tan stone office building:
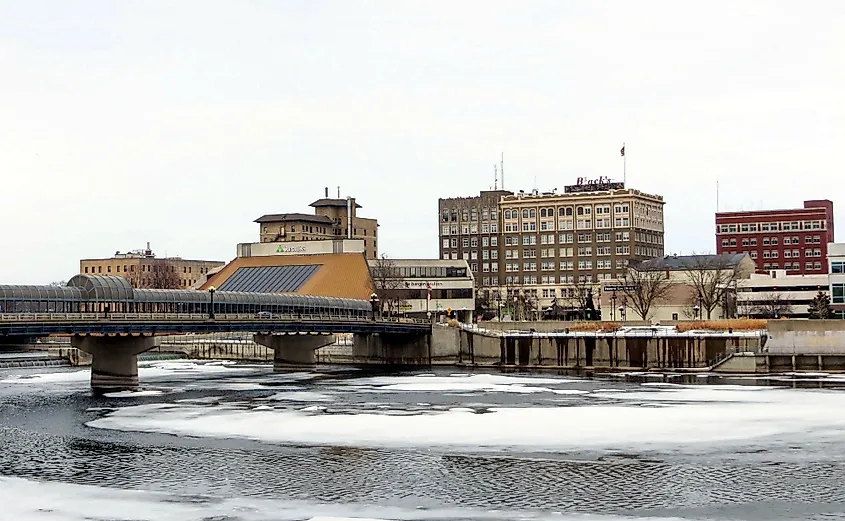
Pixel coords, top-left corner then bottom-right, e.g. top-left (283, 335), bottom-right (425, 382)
top-left (80, 243), bottom-right (225, 289)
top-left (439, 178), bottom-right (665, 310)
top-left (256, 190), bottom-right (379, 259)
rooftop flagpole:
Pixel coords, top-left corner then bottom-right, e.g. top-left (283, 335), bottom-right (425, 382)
top-left (620, 143), bottom-right (626, 185)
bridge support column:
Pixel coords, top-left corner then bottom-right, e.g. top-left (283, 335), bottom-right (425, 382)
top-left (71, 335), bottom-right (160, 394)
top-left (254, 333), bottom-right (336, 369)
top-left (352, 333), bottom-right (431, 365)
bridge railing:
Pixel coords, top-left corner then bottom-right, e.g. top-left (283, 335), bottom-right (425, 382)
top-left (0, 312), bottom-right (430, 325)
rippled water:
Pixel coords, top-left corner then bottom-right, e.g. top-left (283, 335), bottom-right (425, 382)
top-left (3, 361), bottom-right (845, 521)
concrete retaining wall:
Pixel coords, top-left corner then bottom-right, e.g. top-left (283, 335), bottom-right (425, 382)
top-left (766, 320), bottom-right (845, 354)
top-left (455, 329), bottom-right (763, 370)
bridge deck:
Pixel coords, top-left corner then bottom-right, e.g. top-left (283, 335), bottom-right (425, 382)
top-left (0, 313), bottom-right (431, 336)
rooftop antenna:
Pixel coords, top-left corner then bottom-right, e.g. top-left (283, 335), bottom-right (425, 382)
top-left (494, 165), bottom-right (498, 190)
top-left (337, 186), bottom-right (340, 198)
top-left (500, 152), bottom-right (504, 189)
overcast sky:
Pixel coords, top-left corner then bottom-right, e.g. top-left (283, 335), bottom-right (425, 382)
top-left (1, 1), bottom-right (843, 284)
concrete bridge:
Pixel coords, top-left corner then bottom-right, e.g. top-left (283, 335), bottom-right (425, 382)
top-left (0, 313), bottom-right (431, 393)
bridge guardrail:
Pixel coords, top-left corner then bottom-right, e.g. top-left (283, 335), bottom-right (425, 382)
top-left (0, 312), bottom-right (430, 325)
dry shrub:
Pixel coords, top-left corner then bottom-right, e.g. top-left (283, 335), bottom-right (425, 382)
top-left (568, 322), bottom-right (621, 332)
top-left (675, 319), bottom-right (767, 332)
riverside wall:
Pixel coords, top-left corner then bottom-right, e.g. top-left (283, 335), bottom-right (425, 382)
top-left (437, 326), bottom-right (764, 370)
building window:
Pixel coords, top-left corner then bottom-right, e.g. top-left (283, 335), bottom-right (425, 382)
top-left (462, 238), bottom-right (469, 247)
top-left (834, 284), bottom-right (845, 304)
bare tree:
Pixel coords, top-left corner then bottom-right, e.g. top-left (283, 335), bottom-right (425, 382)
top-left (680, 255), bottom-right (745, 320)
top-left (130, 261), bottom-right (181, 289)
top-left (752, 292), bottom-right (793, 318)
top-left (369, 255), bottom-right (405, 315)
top-left (564, 277), bottom-right (596, 314)
top-left (618, 267), bottom-right (674, 321)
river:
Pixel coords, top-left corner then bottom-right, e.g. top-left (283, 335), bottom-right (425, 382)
top-left (2, 361), bottom-right (845, 521)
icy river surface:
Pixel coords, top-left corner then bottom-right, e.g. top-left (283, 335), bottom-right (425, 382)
top-left (2, 361), bottom-right (845, 521)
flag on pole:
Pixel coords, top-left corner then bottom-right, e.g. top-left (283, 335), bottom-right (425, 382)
top-left (620, 145), bottom-right (625, 157)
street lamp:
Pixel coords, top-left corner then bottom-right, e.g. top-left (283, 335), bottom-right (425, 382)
top-left (208, 286), bottom-right (216, 319)
top-left (611, 291), bottom-right (618, 321)
top-left (496, 294), bottom-right (502, 322)
top-left (370, 292), bottom-right (379, 321)
top-left (693, 304), bottom-right (701, 320)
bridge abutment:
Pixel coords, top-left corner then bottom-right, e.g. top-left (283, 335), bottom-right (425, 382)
top-left (71, 335), bottom-right (160, 394)
top-left (254, 333), bottom-right (336, 369)
top-left (352, 333), bottom-right (431, 365)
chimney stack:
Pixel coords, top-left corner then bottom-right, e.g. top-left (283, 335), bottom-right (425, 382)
top-left (325, 186), bottom-right (329, 197)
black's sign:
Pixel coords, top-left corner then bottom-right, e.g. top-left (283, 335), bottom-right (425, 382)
top-left (564, 176), bottom-right (624, 193)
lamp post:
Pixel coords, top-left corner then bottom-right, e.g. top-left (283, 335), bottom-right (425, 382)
top-left (208, 286), bottom-right (216, 319)
top-left (611, 291), bottom-right (618, 321)
top-left (370, 292), bottom-right (379, 321)
top-left (496, 294), bottom-right (502, 322)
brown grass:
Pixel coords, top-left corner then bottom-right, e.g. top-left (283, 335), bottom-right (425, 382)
top-left (675, 319), bottom-right (767, 332)
top-left (567, 322), bottom-right (621, 332)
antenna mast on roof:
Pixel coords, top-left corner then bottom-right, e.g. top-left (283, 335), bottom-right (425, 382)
top-left (500, 152), bottom-right (504, 189)
top-left (494, 165), bottom-right (498, 190)
top-left (337, 186), bottom-right (340, 198)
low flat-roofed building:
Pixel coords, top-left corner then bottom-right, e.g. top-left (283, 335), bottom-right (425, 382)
top-left (736, 269), bottom-right (829, 319)
top-left (368, 258), bottom-right (475, 321)
top-left (201, 252), bottom-right (374, 301)
top-left (598, 253), bottom-right (756, 322)
top-left (80, 243), bottom-right (224, 289)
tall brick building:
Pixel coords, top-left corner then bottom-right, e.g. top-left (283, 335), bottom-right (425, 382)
top-left (438, 179), bottom-right (665, 307)
top-left (715, 200), bottom-right (834, 274)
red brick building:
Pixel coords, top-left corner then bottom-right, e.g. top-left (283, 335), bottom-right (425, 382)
top-left (715, 200), bottom-right (834, 274)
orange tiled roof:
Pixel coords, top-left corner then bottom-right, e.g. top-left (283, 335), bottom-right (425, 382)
top-left (200, 253), bottom-right (374, 300)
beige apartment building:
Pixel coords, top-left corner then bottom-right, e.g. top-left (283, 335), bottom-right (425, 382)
top-left (439, 179), bottom-right (665, 309)
top-left (80, 243), bottom-right (225, 289)
top-left (256, 190), bottom-right (379, 259)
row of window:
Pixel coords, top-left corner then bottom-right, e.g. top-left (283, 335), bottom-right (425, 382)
top-left (717, 220), bottom-right (826, 234)
top-left (392, 266), bottom-right (468, 278)
top-left (750, 249), bottom-right (824, 259)
top-left (502, 204), bottom-right (630, 220)
top-left (83, 264), bottom-right (213, 275)
top-left (478, 273), bottom-right (620, 287)
top-left (441, 223), bottom-right (500, 235)
top-left (760, 262), bottom-right (824, 271)
top-left (722, 235), bottom-right (823, 248)
top-left (443, 237), bottom-right (501, 249)
top-left (441, 207), bottom-right (499, 222)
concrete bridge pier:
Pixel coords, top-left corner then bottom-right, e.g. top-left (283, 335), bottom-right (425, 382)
top-left (71, 335), bottom-right (160, 394)
top-left (352, 333), bottom-right (431, 365)
top-left (254, 333), bottom-right (336, 369)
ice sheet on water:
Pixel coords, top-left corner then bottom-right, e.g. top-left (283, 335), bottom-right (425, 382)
top-left (87, 384), bottom-right (845, 453)
top-left (103, 390), bottom-right (165, 398)
top-left (267, 391), bottom-right (335, 402)
top-left (0, 475), bottom-right (686, 521)
top-left (335, 373), bottom-right (581, 394)
top-left (0, 360), bottom-right (259, 385)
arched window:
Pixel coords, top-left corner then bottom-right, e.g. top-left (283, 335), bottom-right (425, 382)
top-left (559, 207), bottom-right (566, 216)
top-left (504, 210), bottom-right (511, 219)
top-left (540, 209), bottom-right (547, 218)
top-left (522, 209), bottom-right (529, 219)
top-left (566, 207), bottom-right (573, 216)
top-left (577, 207), bottom-right (584, 216)
top-left (529, 209), bottom-right (536, 218)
